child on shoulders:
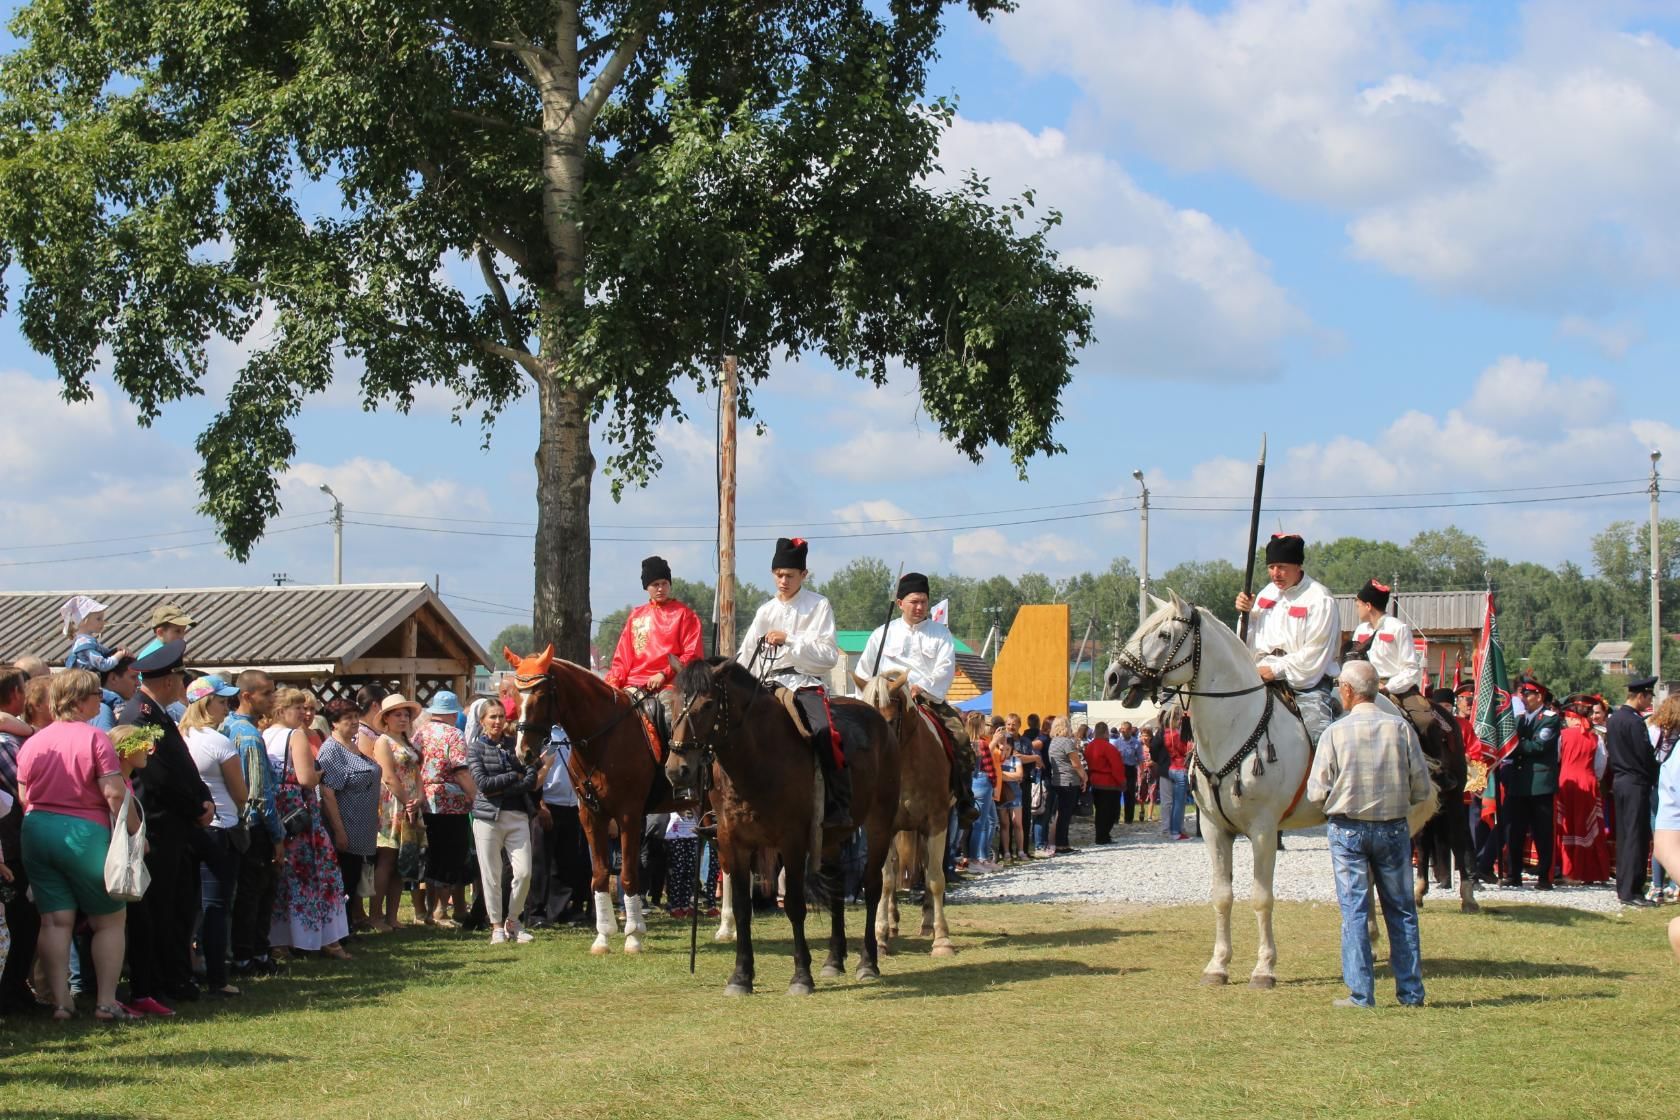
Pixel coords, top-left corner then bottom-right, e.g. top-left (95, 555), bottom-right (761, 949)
top-left (61, 595), bottom-right (127, 673)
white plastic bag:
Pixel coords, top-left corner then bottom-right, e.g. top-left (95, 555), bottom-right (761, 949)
top-left (104, 785), bottom-right (150, 903)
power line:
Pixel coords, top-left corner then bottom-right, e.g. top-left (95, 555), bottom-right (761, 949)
top-left (1153, 489), bottom-right (1647, 514)
top-left (0, 508), bottom-right (332, 553)
top-left (1153, 477), bottom-right (1651, 501)
top-left (0, 520), bottom-right (331, 569)
top-left (444, 592), bottom-right (531, 615)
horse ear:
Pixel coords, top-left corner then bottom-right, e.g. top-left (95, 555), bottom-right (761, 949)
top-left (1148, 593), bottom-right (1170, 613)
top-left (1169, 589), bottom-right (1189, 613)
top-left (885, 668), bottom-right (909, 691)
top-left (668, 654), bottom-right (683, 674)
top-left (537, 644), bottom-right (554, 671)
top-left (503, 646), bottom-right (522, 669)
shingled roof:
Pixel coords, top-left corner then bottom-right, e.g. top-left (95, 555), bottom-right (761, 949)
top-left (0, 583), bottom-right (490, 675)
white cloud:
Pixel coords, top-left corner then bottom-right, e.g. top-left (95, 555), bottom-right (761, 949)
top-left (950, 526), bottom-right (1086, 577)
top-left (937, 117), bottom-right (1310, 379)
top-left (999, 0), bottom-right (1680, 308)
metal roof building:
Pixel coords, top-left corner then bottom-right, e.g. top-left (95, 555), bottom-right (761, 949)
top-left (0, 583), bottom-right (491, 705)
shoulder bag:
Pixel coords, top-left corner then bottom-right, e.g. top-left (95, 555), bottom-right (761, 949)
top-left (104, 783), bottom-right (151, 903)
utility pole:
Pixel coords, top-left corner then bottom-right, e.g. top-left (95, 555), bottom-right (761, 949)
top-left (1133, 468), bottom-right (1150, 627)
top-left (1651, 449), bottom-right (1663, 687)
top-left (716, 356), bottom-right (739, 658)
top-left (320, 483), bottom-right (344, 584)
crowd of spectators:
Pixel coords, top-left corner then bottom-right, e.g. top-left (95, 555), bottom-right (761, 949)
top-left (0, 598), bottom-right (609, 1025)
top-left (942, 710), bottom-right (1196, 879)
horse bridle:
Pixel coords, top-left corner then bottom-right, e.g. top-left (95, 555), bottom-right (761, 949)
top-left (1116, 603), bottom-right (1283, 831)
top-left (514, 669), bottom-right (650, 814)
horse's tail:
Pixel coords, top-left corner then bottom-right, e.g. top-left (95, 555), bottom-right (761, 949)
top-left (802, 854), bottom-right (838, 909)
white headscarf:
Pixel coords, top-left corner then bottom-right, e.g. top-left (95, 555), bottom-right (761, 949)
top-left (463, 697), bottom-right (496, 745)
top-left (59, 595), bottom-right (110, 638)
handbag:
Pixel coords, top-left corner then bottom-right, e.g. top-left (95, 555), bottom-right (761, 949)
top-left (277, 737), bottom-right (312, 838)
top-left (104, 784), bottom-right (151, 903)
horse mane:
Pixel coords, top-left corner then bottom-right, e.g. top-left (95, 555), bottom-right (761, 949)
top-left (858, 672), bottom-right (907, 710)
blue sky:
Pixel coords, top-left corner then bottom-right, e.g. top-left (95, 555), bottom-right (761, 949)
top-left (3, 0), bottom-right (1678, 650)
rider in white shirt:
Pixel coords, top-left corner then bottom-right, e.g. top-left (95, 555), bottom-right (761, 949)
top-left (1233, 533), bottom-right (1341, 746)
top-left (858, 572), bottom-right (979, 824)
top-left (1346, 578), bottom-right (1435, 739)
top-left (737, 537), bottom-right (849, 830)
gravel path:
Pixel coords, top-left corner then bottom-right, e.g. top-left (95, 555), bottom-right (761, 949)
top-left (949, 811), bottom-right (1629, 914)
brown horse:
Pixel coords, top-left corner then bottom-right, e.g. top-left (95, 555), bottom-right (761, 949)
top-left (506, 645), bottom-right (685, 954)
top-left (857, 670), bottom-right (956, 957)
top-left (666, 657), bottom-right (900, 996)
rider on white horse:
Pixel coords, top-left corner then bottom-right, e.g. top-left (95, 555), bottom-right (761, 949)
top-left (1232, 533), bottom-right (1341, 747)
top-left (736, 536), bottom-right (848, 830)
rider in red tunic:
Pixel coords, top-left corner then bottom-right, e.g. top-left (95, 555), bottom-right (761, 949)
top-left (604, 556), bottom-right (705, 694)
top-left (1554, 696), bottom-right (1611, 884)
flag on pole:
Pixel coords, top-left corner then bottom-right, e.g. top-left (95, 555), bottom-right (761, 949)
top-left (931, 598), bottom-right (949, 625)
top-left (1472, 592), bottom-right (1520, 762)
top-left (1452, 652), bottom-right (1464, 691)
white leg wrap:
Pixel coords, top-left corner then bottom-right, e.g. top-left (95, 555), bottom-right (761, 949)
top-left (624, 894), bottom-right (646, 952)
top-left (592, 890), bottom-right (617, 953)
top-left (715, 872), bottom-right (737, 942)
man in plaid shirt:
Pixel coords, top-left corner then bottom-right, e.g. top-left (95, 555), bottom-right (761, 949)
top-left (1307, 660), bottom-right (1433, 1008)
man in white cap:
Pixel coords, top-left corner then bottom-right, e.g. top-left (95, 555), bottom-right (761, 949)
top-left (1234, 533), bottom-right (1340, 746)
top-left (736, 536), bottom-right (847, 829)
top-left (858, 572), bottom-right (979, 825)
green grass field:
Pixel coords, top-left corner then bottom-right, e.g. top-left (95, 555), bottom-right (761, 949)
top-left (2, 897), bottom-right (1675, 1120)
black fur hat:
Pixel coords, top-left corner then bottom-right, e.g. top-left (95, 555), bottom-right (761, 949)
top-left (641, 555), bottom-right (673, 588)
top-left (897, 572), bottom-right (931, 599)
top-left (1264, 533), bottom-right (1305, 566)
top-left (771, 537), bottom-right (808, 571)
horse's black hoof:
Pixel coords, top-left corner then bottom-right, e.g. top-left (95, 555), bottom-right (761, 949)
top-left (1200, 972), bottom-right (1228, 987)
top-left (819, 960), bottom-right (845, 979)
top-left (855, 964), bottom-right (880, 983)
top-left (1248, 975), bottom-right (1276, 990)
top-left (788, 979), bottom-right (815, 997)
top-left (724, 981), bottom-right (753, 997)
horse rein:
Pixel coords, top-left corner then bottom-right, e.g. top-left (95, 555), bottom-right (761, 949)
top-left (515, 669), bottom-right (650, 813)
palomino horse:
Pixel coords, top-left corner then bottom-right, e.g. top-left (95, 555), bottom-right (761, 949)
top-left (506, 646), bottom-right (686, 955)
top-left (857, 670), bottom-right (956, 958)
top-left (666, 658), bottom-right (900, 996)
top-left (1103, 594), bottom-right (1436, 989)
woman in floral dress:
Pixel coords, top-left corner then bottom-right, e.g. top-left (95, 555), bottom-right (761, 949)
top-left (263, 689), bottom-right (350, 959)
top-left (373, 694), bottom-right (427, 931)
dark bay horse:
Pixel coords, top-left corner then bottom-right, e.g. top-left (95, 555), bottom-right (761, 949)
top-left (666, 658), bottom-right (900, 996)
top-left (506, 645), bottom-right (687, 953)
top-left (1406, 697), bottom-right (1478, 913)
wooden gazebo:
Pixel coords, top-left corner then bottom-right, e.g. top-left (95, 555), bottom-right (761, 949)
top-left (0, 583), bottom-right (491, 705)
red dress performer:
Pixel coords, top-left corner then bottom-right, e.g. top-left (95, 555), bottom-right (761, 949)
top-left (1554, 697), bottom-right (1611, 884)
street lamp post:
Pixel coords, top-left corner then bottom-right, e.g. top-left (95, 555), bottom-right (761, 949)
top-left (320, 484), bottom-right (344, 585)
top-left (1133, 469), bottom-right (1150, 627)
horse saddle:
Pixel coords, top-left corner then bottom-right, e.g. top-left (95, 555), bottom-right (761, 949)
top-left (1265, 678), bottom-right (1304, 723)
top-left (770, 684), bottom-right (848, 768)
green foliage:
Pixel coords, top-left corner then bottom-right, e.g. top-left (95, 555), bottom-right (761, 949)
top-left (490, 623), bottom-right (535, 657)
top-left (0, 0), bottom-right (1093, 597)
top-left (818, 557), bottom-right (895, 631)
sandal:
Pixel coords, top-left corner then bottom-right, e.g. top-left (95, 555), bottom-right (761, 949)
top-left (95, 1003), bottom-right (141, 1023)
top-left (51, 1004), bottom-right (75, 1021)
top-left (320, 943), bottom-right (353, 961)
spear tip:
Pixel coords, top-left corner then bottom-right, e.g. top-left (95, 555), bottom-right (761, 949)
top-left (1258, 432), bottom-right (1268, 463)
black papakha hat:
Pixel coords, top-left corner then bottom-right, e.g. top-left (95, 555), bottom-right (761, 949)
top-left (897, 572), bottom-right (931, 599)
top-left (1356, 578), bottom-right (1391, 611)
top-left (1264, 533), bottom-right (1305, 566)
top-left (641, 555), bottom-right (673, 588)
top-left (771, 537), bottom-right (809, 571)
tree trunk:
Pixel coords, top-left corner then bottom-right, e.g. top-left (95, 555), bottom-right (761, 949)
top-left (532, 373), bottom-right (594, 664)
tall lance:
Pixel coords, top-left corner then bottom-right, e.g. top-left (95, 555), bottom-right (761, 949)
top-left (1236, 434), bottom-right (1268, 645)
top-left (869, 563), bottom-right (907, 678)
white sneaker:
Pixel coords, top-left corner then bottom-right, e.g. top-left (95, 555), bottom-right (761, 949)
top-left (509, 925), bottom-right (535, 944)
top-left (489, 928), bottom-right (509, 945)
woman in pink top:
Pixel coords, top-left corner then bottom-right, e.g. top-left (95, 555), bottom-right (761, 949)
top-left (15, 670), bottom-right (142, 1021)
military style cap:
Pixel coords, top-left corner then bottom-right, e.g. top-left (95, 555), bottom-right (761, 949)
top-left (1627, 674), bottom-right (1658, 693)
top-left (132, 639), bottom-right (186, 676)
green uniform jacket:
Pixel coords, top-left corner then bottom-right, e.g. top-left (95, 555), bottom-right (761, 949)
top-left (1505, 707), bottom-right (1561, 797)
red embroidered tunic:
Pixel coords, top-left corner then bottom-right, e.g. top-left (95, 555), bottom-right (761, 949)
top-left (604, 600), bottom-right (704, 690)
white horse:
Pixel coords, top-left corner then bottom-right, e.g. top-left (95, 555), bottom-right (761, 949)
top-left (1103, 592), bottom-right (1436, 989)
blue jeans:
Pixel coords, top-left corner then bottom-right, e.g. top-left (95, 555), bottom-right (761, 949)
top-left (1167, 769), bottom-right (1189, 835)
top-left (967, 775), bottom-right (997, 862)
top-left (1327, 818), bottom-right (1425, 1007)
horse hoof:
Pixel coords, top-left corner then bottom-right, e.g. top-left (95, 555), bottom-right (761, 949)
top-left (623, 937), bottom-right (642, 955)
top-left (1248, 975), bottom-right (1276, 991)
top-left (713, 927), bottom-right (736, 943)
top-left (930, 942), bottom-right (957, 958)
top-left (590, 937), bottom-right (611, 955)
top-left (855, 965), bottom-right (880, 983)
top-left (1200, 973), bottom-right (1228, 987)
top-left (1461, 900), bottom-right (1481, 914)
top-left (788, 980), bottom-right (815, 997)
top-left (724, 982), bottom-right (753, 997)
top-left (819, 962), bottom-right (845, 979)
